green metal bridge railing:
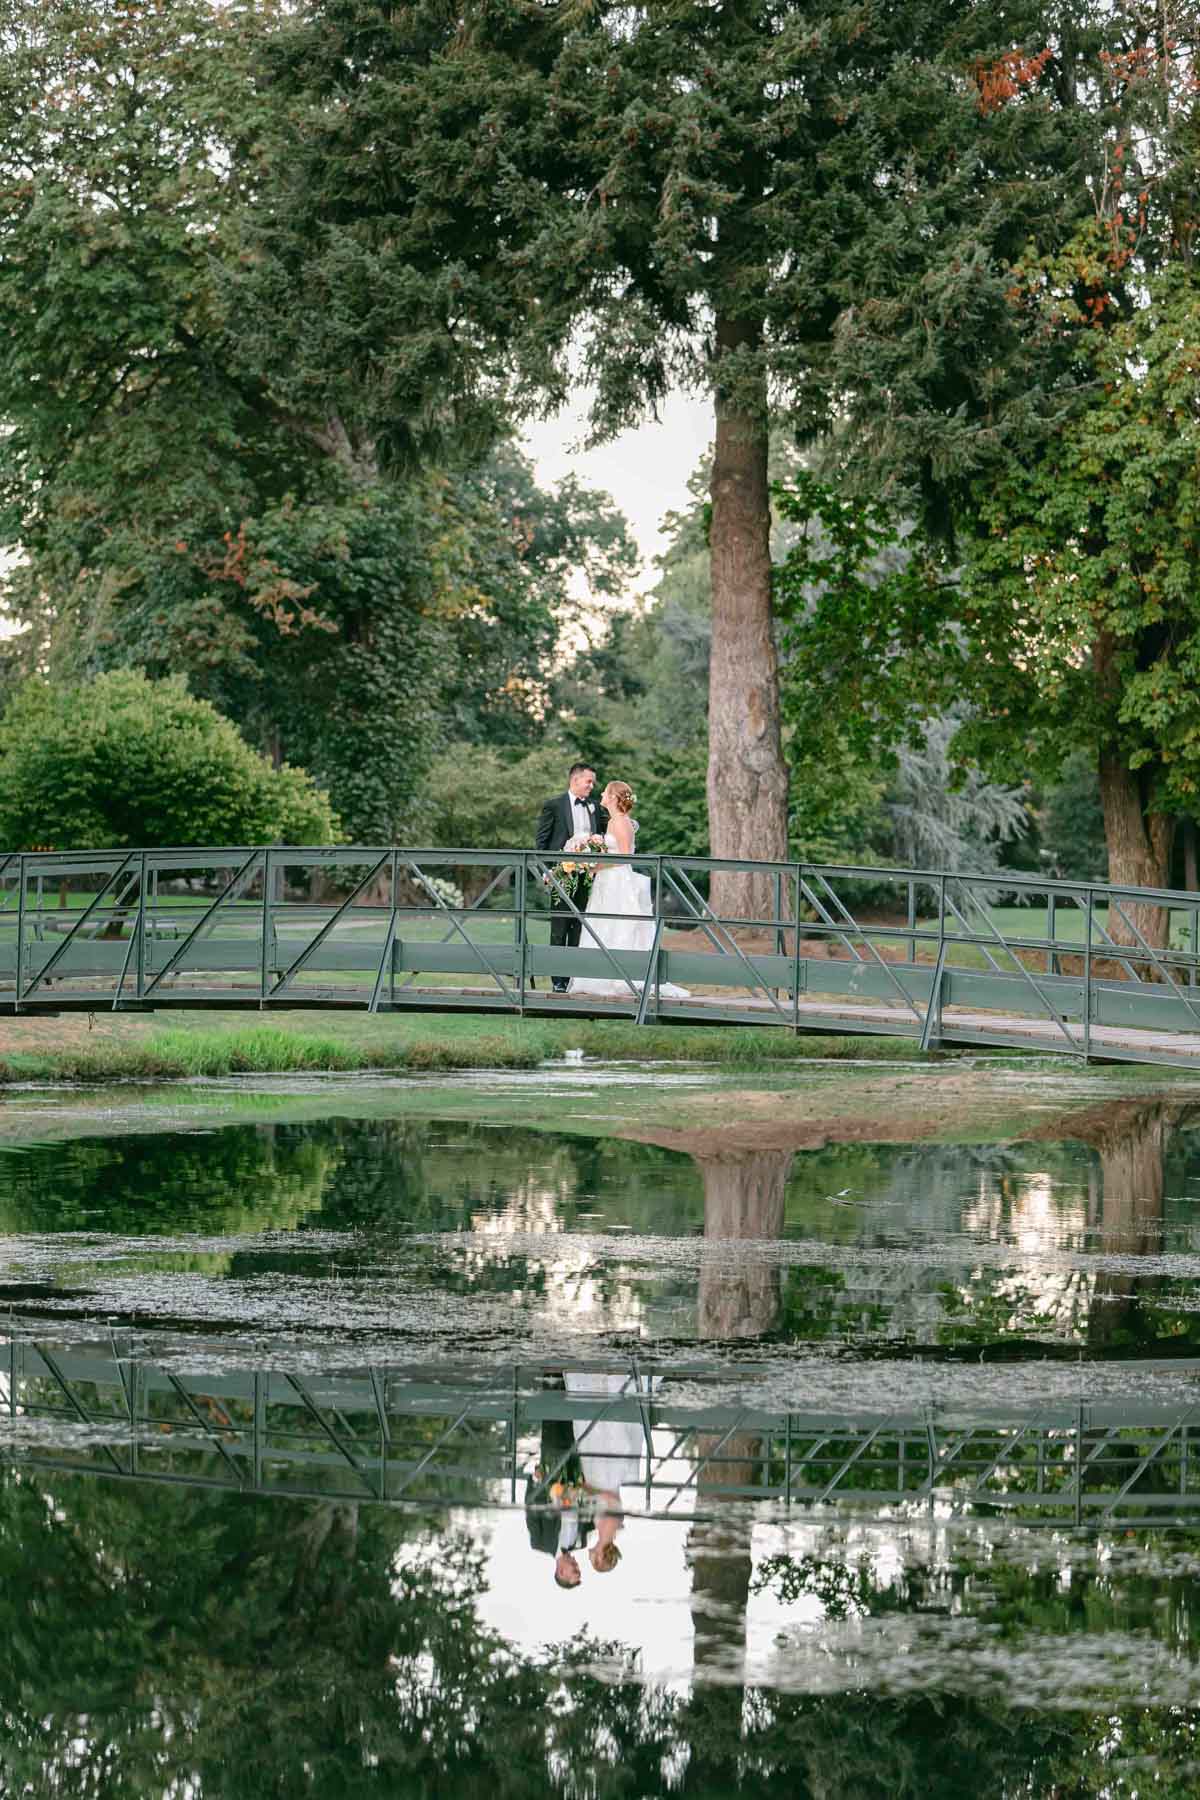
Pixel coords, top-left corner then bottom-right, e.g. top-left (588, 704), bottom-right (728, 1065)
top-left (3, 845), bottom-right (1200, 1065)
top-left (7, 1329), bottom-right (1200, 1527)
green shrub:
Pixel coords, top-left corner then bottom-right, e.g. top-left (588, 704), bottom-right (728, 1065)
top-left (0, 670), bottom-right (338, 850)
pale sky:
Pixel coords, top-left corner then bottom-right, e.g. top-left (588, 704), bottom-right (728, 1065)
top-left (457, 1503), bottom-right (837, 1684)
top-left (521, 389), bottom-right (712, 594)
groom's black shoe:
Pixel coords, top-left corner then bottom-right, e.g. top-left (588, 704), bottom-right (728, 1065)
top-left (552, 979), bottom-right (569, 993)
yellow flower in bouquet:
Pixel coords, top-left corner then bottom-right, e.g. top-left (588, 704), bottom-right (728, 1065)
top-left (542, 840), bottom-right (606, 896)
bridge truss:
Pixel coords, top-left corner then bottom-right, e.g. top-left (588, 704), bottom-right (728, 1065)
top-left (4, 846), bottom-right (1200, 1065)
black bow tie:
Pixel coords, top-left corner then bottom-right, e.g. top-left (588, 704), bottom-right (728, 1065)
top-left (573, 797), bottom-right (590, 807)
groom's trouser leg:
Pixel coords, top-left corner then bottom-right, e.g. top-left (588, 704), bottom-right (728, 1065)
top-left (550, 900), bottom-right (581, 991)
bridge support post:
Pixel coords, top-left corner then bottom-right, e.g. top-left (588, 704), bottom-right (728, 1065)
top-left (1047, 892), bottom-right (1057, 975)
top-left (509, 1365), bottom-right (520, 1501)
top-left (920, 951), bottom-right (946, 1052)
top-left (259, 850), bottom-right (271, 1007)
top-left (1083, 889), bottom-right (1093, 1063)
top-left (919, 875), bottom-right (947, 1052)
top-left (791, 865), bottom-right (803, 1032)
top-left (14, 854), bottom-right (24, 1011)
top-left (135, 853), bottom-right (147, 1001)
top-left (517, 857), bottom-right (528, 1010)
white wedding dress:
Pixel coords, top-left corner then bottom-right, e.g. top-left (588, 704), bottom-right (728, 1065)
top-left (568, 824), bottom-right (690, 999)
top-left (564, 1370), bottom-right (660, 1497)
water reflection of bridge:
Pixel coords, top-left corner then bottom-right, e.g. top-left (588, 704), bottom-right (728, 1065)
top-left (8, 1335), bottom-right (1200, 1526)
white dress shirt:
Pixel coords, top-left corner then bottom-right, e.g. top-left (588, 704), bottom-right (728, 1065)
top-left (569, 794), bottom-right (592, 840)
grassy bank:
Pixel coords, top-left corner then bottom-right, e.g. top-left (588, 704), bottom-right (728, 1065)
top-left (0, 1007), bottom-right (938, 1084)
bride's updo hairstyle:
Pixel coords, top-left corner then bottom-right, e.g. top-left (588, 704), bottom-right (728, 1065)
top-left (606, 780), bottom-right (636, 815)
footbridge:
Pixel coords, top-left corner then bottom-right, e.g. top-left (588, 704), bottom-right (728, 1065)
top-left (7, 1331), bottom-right (1200, 1526)
top-left (5, 846), bottom-right (1200, 1068)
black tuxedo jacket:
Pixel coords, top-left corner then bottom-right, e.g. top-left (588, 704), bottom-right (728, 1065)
top-left (535, 791), bottom-right (609, 854)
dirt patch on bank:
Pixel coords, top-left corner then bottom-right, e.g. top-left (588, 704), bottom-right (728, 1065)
top-left (617, 1070), bottom-right (1200, 1156)
top-left (618, 1081), bottom-right (991, 1155)
top-left (0, 1015), bottom-right (124, 1053)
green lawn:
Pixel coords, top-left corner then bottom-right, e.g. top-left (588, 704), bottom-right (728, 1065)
top-left (927, 903), bottom-right (1199, 970)
top-left (0, 1007), bottom-right (940, 1084)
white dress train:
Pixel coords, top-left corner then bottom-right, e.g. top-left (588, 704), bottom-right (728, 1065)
top-left (564, 1370), bottom-right (661, 1500)
top-left (568, 826), bottom-right (690, 999)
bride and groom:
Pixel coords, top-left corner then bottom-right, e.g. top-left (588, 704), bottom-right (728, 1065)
top-left (534, 763), bottom-right (688, 999)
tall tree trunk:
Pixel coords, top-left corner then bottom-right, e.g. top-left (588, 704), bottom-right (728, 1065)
top-left (1093, 633), bottom-right (1173, 949)
top-left (1184, 818), bottom-right (1198, 893)
top-left (707, 315), bottom-right (788, 930)
top-left (101, 874), bottom-right (140, 940)
top-left (1098, 750), bottom-right (1173, 950)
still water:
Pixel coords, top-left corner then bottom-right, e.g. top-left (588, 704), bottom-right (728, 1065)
top-left (6, 1077), bottom-right (1200, 1794)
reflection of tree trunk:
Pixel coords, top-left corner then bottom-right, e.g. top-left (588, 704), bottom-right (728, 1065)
top-left (684, 1510), bottom-right (752, 1780)
top-left (1087, 1107), bottom-right (1170, 1347)
top-left (696, 1150), bottom-right (792, 1341)
top-left (687, 1150), bottom-right (792, 1763)
top-left (285, 1502), bottom-right (359, 1613)
top-left (687, 1441), bottom-right (757, 1763)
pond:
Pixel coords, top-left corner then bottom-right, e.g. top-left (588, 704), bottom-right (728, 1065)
top-left (5, 1067), bottom-right (1200, 1795)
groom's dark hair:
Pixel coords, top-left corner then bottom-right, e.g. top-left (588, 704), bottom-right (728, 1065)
top-left (567, 762), bottom-right (595, 778)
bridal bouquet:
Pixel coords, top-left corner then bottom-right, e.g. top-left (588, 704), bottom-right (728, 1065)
top-left (548, 1479), bottom-right (588, 1508)
top-left (542, 834), bottom-right (606, 902)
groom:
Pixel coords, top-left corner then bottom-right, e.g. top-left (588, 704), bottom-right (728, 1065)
top-left (535, 763), bottom-right (609, 992)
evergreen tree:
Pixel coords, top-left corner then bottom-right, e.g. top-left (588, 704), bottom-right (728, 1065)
top-left (233, 0), bottom-right (1083, 915)
top-left (887, 711), bottom-right (1028, 875)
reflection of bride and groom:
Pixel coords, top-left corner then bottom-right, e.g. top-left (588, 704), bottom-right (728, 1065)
top-left (526, 1142), bottom-right (794, 1609)
top-left (534, 761), bottom-right (689, 999)
top-left (525, 1371), bottom-right (657, 1588)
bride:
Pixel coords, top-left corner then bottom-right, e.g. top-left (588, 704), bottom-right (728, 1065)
top-left (568, 780), bottom-right (690, 999)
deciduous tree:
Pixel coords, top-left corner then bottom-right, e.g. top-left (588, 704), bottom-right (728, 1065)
top-left (0, 1), bottom-right (632, 843)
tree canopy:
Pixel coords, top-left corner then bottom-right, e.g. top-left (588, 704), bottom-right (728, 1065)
top-left (0, 0), bottom-right (634, 846)
top-left (227, 0), bottom-right (1109, 909)
top-left (4, 0), bottom-right (1200, 904)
